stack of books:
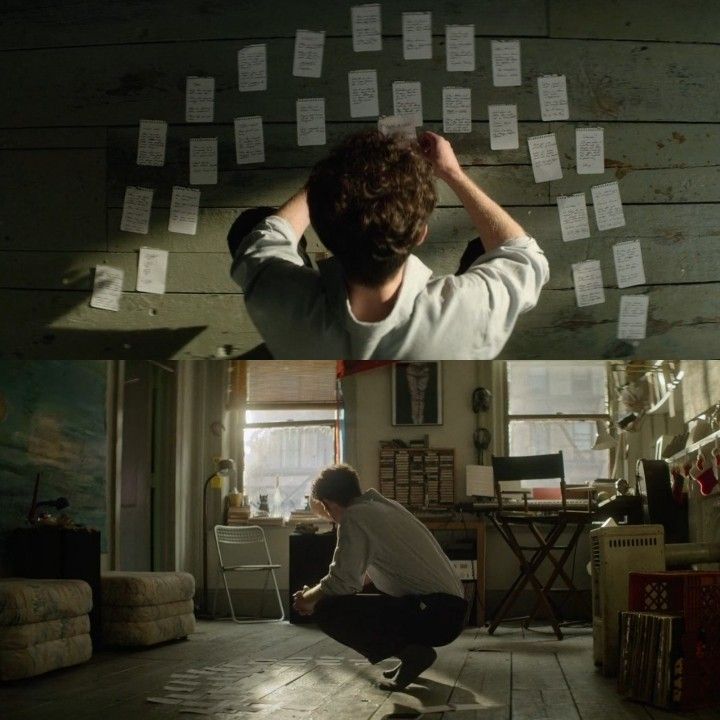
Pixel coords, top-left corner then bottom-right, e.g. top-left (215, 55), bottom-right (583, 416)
top-left (226, 506), bottom-right (252, 525)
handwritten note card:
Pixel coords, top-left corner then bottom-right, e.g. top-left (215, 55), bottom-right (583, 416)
top-left (189, 138), bottom-right (217, 185)
top-left (618, 295), bottom-right (649, 339)
top-left (592, 181), bottom-right (626, 231)
top-left (443, 87), bottom-right (471, 133)
top-left (91, 265), bottom-right (124, 312)
top-left (527, 133), bottom-right (563, 183)
top-left (136, 120), bottom-right (167, 166)
top-left (296, 98), bottom-right (326, 146)
top-left (488, 104), bottom-right (518, 150)
top-left (577, 127), bottom-right (604, 174)
top-left (377, 115), bottom-right (416, 140)
top-left (168, 186), bottom-right (201, 235)
top-left (293, 29), bottom-right (325, 78)
top-left (402, 12), bottom-right (432, 60)
top-left (613, 240), bottom-right (646, 288)
top-left (572, 260), bottom-right (605, 307)
top-left (351, 4), bottom-right (382, 52)
top-left (491, 40), bottom-right (521, 87)
top-left (557, 193), bottom-right (590, 242)
top-left (185, 77), bottom-right (214, 123)
top-left (237, 44), bottom-right (267, 92)
top-left (392, 81), bottom-right (423, 126)
top-left (538, 74), bottom-right (569, 121)
top-left (120, 186), bottom-right (153, 234)
top-left (136, 247), bottom-right (169, 294)
top-left (446, 25), bottom-right (475, 71)
top-left (234, 116), bottom-right (265, 164)
top-left (348, 69), bottom-right (379, 118)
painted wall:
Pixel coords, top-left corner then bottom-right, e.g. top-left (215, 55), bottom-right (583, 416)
top-left (1, 1), bottom-right (719, 358)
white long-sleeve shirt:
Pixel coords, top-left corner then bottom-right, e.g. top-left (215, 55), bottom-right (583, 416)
top-left (230, 216), bottom-right (549, 360)
top-left (318, 489), bottom-right (464, 599)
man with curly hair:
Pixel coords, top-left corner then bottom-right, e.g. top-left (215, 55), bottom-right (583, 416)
top-left (230, 129), bottom-right (548, 359)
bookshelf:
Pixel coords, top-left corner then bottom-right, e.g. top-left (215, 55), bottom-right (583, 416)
top-left (379, 446), bottom-right (455, 507)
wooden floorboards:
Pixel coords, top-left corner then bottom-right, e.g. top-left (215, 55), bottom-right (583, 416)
top-left (0, 621), bottom-right (715, 719)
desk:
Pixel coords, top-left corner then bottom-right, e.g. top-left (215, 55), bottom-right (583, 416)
top-left (422, 519), bottom-right (486, 626)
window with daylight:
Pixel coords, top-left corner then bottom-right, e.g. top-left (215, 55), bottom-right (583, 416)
top-left (506, 361), bottom-right (610, 486)
top-left (240, 361), bottom-right (340, 518)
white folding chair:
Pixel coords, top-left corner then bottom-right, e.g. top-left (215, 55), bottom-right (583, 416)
top-left (213, 525), bottom-right (285, 623)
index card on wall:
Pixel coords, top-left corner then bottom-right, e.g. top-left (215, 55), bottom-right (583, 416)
top-left (491, 40), bottom-right (521, 87)
top-left (443, 87), bottom-right (471, 133)
top-left (296, 98), bottom-right (326, 146)
top-left (591, 181), bottom-right (626, 231)
top-left (348, 69), bottom-right (379, 118)
top-left (446, 25), bottom-right (475, 72)
top-left (527, 133), bottom-right (563, 183)
top-left (185, 77), bottom-right (214, 123)
top-left (377, 115), bottom-right (416, 140)
top-left (351, 4), bottom-right (382, 52)
top-left (392, 81), bottom-right (423, 127)
top-left (488, 104), bottom-right (518, 150)
top-left (613, 240), bottom-right (646, 288)
top-left (537, 74), bottom-right (569, 121)
top-left (572, 260), bottom-right (605, 307)
top-left (557, 193), bottom-right (590, 242)
top-left (402, 12), bottom-right (432, 60)
top-left (238, 44), bottom-right (267, 92)
top-left (293, 29), bottom-right (325, 78)
top-left (189, 138), bottom-right (217, 185)
top-left (466, 465), bottom-right (494, 496)
top-left (618, 295), bottom-right (649, 339)
top-left (120, 186), bottom-right (153, 234)
top-left (234, 116), bottom-right (265, 164)
top-left (136, 120), bottom-right (167, 166)
top-left (136, 247), bottom-right (169, 294)
top-left (90, 265), bottom-right (123, 312)
top-left (168, 186), bottom-right (201, 235)
top-left (576, 127), bottom-right (604, 174)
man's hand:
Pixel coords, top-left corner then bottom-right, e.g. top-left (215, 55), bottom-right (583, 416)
top-left (292, 585), bottom-right (320, 616)
top-left (419, 131), bottom-right (463, 183)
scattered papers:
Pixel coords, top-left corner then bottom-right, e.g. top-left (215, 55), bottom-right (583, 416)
top-left (90, 265), bottom-right (124, 312)
top-left (238, 44), bottom-right (267, 92)
top-left (189, 138), bottom-right (218, 185)
top-left (296, 98), bottom-right (326, 146)
top-left (348, 69), bottom-right (379, 118)
top-left (293, 29), bottom-right (325, 78)
top-left (592, 181), bottom-right (626, 231)
top-left (120, 186), bottom-right (153, 234)
top-left (618, 295), bottom-right (649, 339)
top-left (527, 133), bottom-right (563, 182)
top-left (557, 193), bottom-right (591, 242)
top-left (446, 24), bottom-right (475, 72)
top-left (377, 115), bottom-right (416, 139)
top-left (537, 74), bottom-right (569, 121)
top-left (234, 115), bottom-right (265, 164)
top-left (402, 11), bottom-right (432, 60)
top-left (392, 81), bottom-right (423, 126)
top-left (613, 240), bottom-right (646, 288)
top-left (136, 119), bottom-right (167, 166)
top-left (168, 185), bottom-right (200, 235)
top-left (576, 127), bottom-right (605, 174)
top-left (491, 40), bottom-right (521, 87)
top-left (185, 77), bottom-right (214, 123)
top-left (572, 260), bottom-right (605, 307)
top-left (136, 248), bottom-right (168, 294)
top-left (488, 104), bottom-right (518, 150)
top-left (351, 4), bottom-right (382, 52)
top-left (443, 87), bottom-right (471, 133)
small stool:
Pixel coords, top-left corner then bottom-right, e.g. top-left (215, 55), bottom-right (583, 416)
top-left (0, 578), bottom-right (92, 681)
top-left (101, 571), bottom-right (196, 647)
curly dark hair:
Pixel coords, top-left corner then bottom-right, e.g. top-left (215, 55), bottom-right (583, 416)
top-left (306, 130), bottom-right (437, 287)
top-left (311, 464), bottom-right (362, 507)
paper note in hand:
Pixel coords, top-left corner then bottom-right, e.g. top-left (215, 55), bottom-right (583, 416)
top-left (189, 138), bottom-right (217, 185)
top-left (446, 25), bottom-right (475, 71)
top-left (491, 40), bottom-right (521, 87)
top-left (348, 70), bottom-right (379, 118)
top-left (443, 87), bottom-right (471, 134)
top-left (234, 116), bottom-right (265, 164)
top-left (351, 4), bottom-right (382, 52)
top-left (613, 240), bottom-right (646, 289)
top-left (618, 295), bottom-right (649, 339)
top-left (572, 260), bottom-right (605, 307)
top-left (91, 265), bottom-right (124, 312)
top-left (186, 77), bottom-right (214, 123)
top-left (136, 120), bottom-right (167, 166)
top-left (557, 193), bottom-right (590, 242)
top-left (136, 248), bottom-right (169, 294)
top-left (576, 127), bottom-right (604, 174)
top-left (592, 181), bottom-right (626, 231)
top-left (293, 30), bottom-right (325, 78)
top-left (392, 81), bottom-right (423, 127)
top-left (527, 133), bottom-right (563, 183)
top-left (168, 186), bottom-right (201, 235)
top-left (488, 104), bottom-right (518, 150)
top-left (538, 74), bottom-right (569, 121)
top-left (120, 186), bottom-right (153, 234)
top-left (402, 12), bottom-right (432, 60)
top-left (238, 44), bottom-right (267, 92)
top-left (296, 98), bottom-right (326, 146)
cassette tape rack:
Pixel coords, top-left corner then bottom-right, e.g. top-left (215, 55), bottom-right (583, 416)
top-left (379, 446), bottom-right (455, 508)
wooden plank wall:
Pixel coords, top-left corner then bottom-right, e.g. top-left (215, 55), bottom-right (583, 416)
top-left (1, 1), bottom-right (718, 358)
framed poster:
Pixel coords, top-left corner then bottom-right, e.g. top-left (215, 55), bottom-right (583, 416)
top-left (392, 362), bottom-right (442, 426)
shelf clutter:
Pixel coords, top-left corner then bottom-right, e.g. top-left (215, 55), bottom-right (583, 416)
top-left (379, 445), bottom-right (454, 507)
